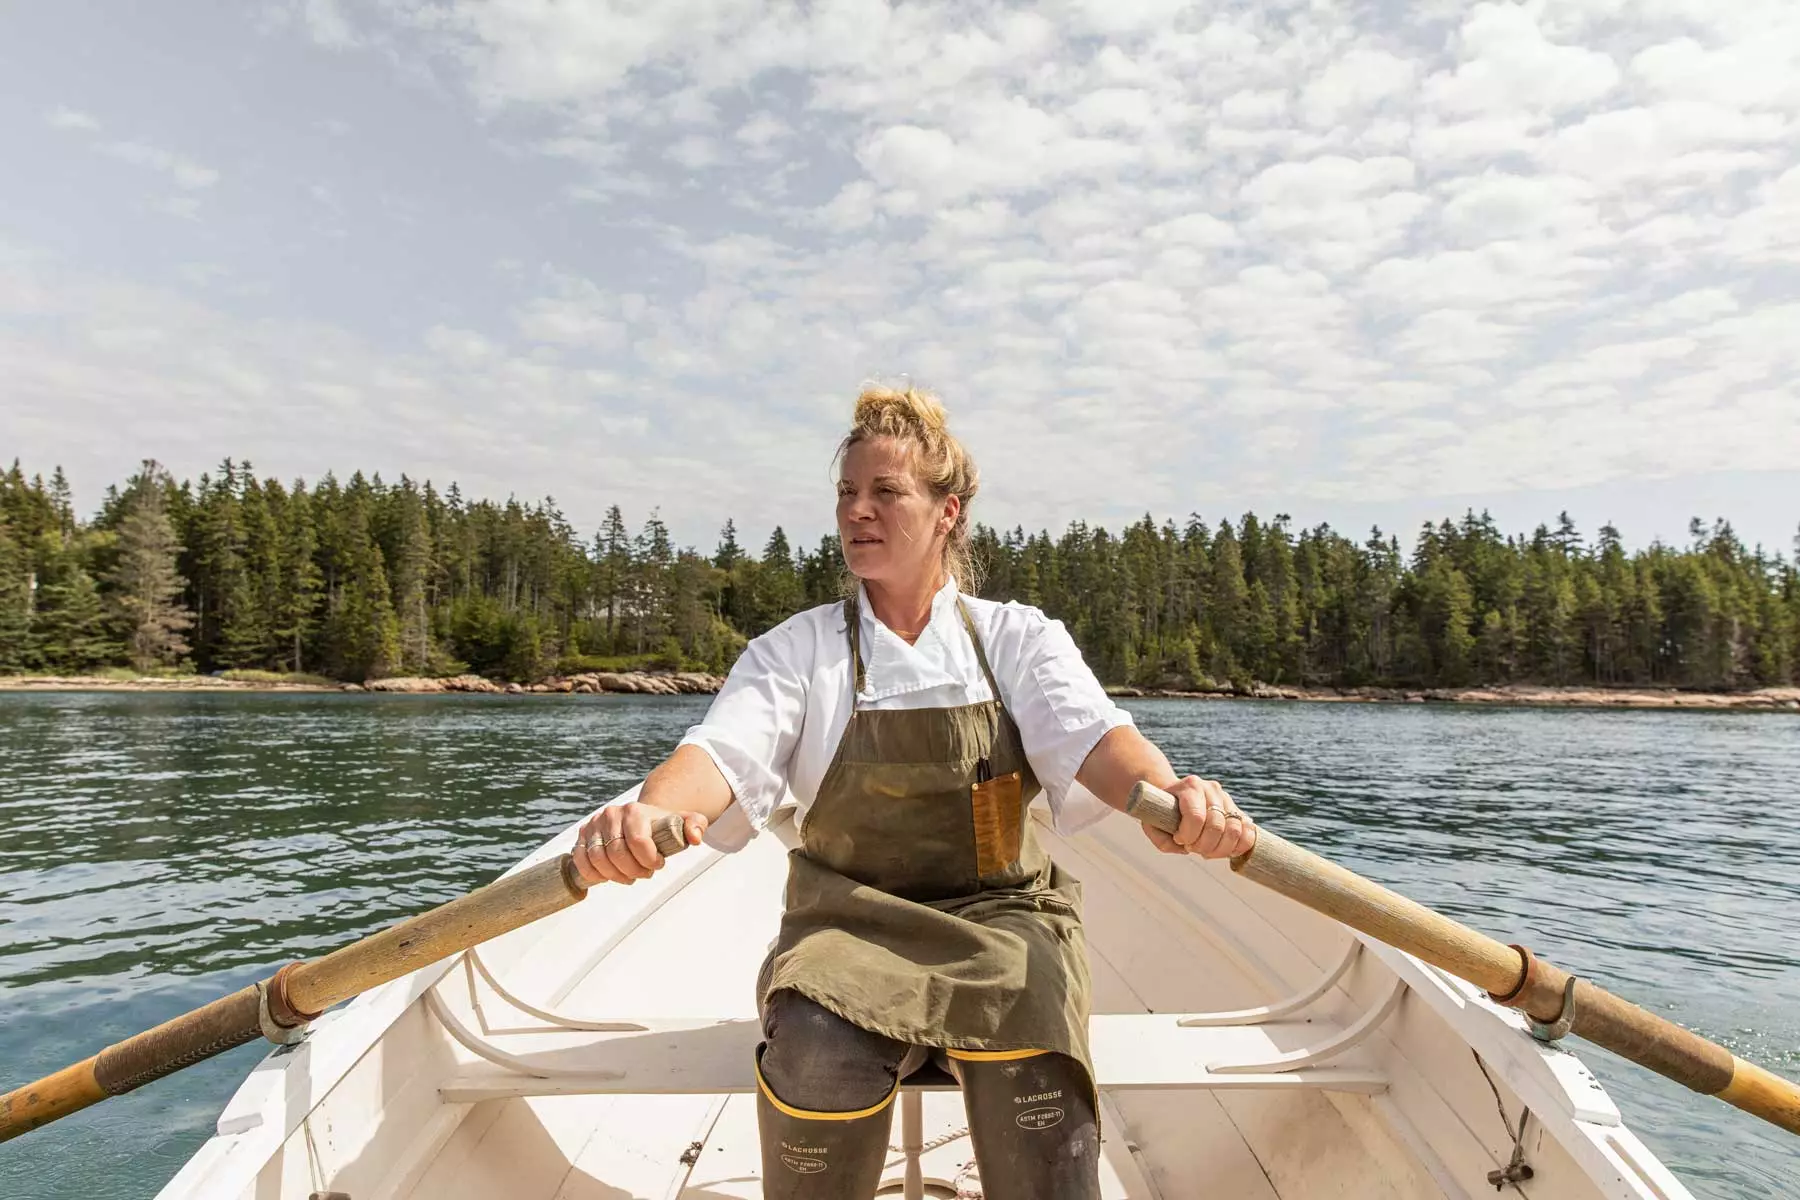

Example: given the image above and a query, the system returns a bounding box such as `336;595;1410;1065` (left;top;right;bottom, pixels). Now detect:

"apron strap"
956;598;1004;702
843;596;866;698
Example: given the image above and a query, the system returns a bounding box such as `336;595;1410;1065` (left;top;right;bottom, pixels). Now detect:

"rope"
890;1125;970;1154
1472;1051;1536;1192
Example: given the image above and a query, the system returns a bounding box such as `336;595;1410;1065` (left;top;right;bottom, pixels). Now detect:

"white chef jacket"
678;577;1135;852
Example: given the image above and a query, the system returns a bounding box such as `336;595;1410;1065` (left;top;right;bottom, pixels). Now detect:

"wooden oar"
1125;781;1800;1137
0;817;691;1143
9;792;1797;1146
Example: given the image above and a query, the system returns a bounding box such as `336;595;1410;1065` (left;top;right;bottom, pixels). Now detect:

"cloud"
45;107;101;133
735;112;792;151
299;0;360;48
1299;48;1418;129
1438;172;1600;243
1393;308;1520;365
1423;3;1620;118
41;109;220;215
8;0;1798;551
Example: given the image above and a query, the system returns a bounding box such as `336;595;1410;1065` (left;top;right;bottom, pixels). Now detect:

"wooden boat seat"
431;942;1396;1103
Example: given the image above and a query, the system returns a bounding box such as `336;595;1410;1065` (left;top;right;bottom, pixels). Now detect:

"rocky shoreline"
0;670;726;696
4;673;1796;711
350;671;725;696
1105;681;1800;711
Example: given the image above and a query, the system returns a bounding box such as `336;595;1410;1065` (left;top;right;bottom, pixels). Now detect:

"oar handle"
647;815;693;861
0;810;696;1143
1123;780;1184;837
1124;781;1800;1138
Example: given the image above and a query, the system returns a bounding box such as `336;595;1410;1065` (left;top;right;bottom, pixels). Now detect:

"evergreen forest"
2;459;1797;692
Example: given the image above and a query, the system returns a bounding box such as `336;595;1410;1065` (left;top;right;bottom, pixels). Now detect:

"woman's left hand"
1143;775;1257;859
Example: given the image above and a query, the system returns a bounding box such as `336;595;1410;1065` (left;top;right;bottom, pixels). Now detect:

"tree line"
2;459;1796;691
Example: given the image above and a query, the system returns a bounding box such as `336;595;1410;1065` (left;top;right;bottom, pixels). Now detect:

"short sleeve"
677;616;811;851
1000;608;1135;835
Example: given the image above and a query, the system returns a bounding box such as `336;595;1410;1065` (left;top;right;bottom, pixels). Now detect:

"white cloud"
1541;102;1789;184
666;134;722;171
1626;287;1740;329
735;112;792;150
1241;155;1417;206
300;0;360;49
1067;87;1156;132
1393;308;1520;364
1631;35;1800;110
1439;172;1600;243
45;107;100;133
1144;212;1240;249
9;0;1800;548
1411;116;1536;164
1423;3;1620;117
1299;48;1417;128
1218;90;1289;127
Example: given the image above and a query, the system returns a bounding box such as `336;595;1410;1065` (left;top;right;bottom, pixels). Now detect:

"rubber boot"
756;1047;897;1198
950;1051;1101;1200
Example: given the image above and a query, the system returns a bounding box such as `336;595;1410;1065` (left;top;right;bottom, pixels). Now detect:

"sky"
2;0;1797;558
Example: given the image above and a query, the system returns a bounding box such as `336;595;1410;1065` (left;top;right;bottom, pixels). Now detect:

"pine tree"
596;505;631;651
1419;559;1476;685
0;519;31;671
275;482;324;673
31;550;116;671
715;519;743;571
184;459;250;671
754;526;802;635
631;510;675;653
49;466;75;541
110;463;194;671
1207;522;1247;680
391;479;434;672
324;507;401;681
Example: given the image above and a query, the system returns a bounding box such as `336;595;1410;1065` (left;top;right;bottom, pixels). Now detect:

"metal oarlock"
1529;975;1580;1045
256;979;311;1046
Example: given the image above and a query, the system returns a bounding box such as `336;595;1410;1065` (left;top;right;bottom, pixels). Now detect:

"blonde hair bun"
853;385;950;436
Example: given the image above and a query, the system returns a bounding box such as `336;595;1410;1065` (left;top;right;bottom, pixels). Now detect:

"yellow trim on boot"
945;1047;1051;1062
753;1054;899;1121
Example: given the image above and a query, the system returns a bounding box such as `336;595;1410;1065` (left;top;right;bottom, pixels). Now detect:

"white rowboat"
158;791;1694;1199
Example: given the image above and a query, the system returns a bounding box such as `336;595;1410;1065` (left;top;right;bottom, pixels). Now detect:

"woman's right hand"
572;801;709;886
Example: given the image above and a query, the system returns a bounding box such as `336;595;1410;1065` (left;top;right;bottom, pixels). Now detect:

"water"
0;693;1796;1198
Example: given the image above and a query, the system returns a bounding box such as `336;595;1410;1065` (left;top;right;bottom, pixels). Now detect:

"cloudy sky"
3;0;1797;556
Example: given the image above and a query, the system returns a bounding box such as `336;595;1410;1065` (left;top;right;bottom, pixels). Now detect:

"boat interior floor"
390;810;1449;1200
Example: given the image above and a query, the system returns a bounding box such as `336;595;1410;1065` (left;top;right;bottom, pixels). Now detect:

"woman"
573;386;1256;1200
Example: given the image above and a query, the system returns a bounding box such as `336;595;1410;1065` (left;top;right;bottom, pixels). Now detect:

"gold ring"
586;835;610;852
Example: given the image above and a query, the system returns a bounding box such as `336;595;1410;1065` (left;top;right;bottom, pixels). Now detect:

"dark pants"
759;990;1100;1199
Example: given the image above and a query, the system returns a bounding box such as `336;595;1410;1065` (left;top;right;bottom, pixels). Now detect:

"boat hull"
159;791;1693;1200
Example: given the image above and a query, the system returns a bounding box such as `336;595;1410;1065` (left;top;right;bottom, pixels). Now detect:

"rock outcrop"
354;670;726;696
361;674;505;694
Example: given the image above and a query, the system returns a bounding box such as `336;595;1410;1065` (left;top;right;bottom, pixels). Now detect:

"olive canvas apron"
760;596;1094;1078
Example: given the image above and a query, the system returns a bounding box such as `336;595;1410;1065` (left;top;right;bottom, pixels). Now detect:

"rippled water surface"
1;692;1796;1198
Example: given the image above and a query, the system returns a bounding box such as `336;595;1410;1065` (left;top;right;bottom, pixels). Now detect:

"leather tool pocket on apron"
971;768;1024;878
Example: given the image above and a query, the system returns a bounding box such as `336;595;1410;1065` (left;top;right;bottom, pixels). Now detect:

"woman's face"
836;436;959;590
